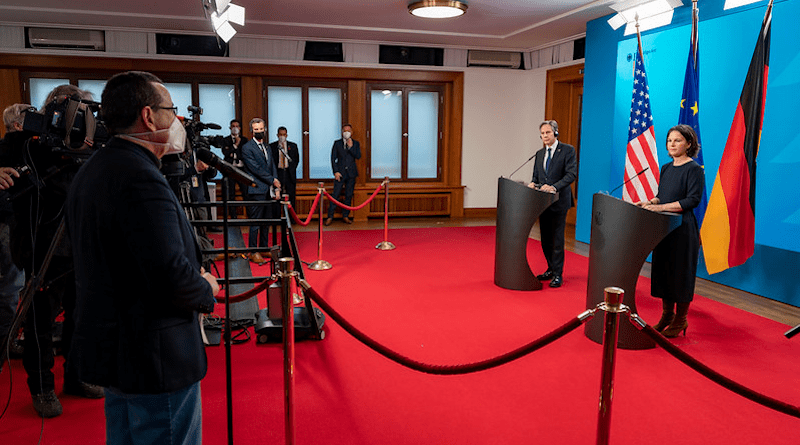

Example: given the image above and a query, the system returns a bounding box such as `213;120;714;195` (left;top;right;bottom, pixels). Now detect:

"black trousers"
247;194;276;248
23;256;79;395
538;208;568;276
327;176;356;219
276;169;297;209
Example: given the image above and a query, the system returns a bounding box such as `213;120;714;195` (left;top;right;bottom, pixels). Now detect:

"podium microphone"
196;147;256;188
508;154;536;179
609;167;649;196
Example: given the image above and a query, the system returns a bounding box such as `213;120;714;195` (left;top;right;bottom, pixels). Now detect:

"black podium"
584;193;682;349
494;177;558;291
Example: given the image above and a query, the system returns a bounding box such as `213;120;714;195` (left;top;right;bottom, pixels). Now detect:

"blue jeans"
105;381;202;445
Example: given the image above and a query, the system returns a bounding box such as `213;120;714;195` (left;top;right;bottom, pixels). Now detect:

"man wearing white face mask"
326;123;361;225
220;119;249;218
268;126;299;209
66;71;219;445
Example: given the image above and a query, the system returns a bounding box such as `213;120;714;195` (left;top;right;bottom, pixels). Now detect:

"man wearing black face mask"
241;118;280;265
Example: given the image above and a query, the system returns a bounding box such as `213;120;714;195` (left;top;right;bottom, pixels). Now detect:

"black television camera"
22;95;108;155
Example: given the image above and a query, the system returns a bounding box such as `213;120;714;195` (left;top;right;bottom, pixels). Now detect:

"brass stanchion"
376;177;395;250
278;257;297;445
596;286;626;445
308;182;332;270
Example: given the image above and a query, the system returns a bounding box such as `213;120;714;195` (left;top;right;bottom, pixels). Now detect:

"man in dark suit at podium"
528;120;577;288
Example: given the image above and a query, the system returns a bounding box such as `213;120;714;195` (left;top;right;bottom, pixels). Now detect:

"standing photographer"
0;104;27;371
66;71;218;444
3;86;104;418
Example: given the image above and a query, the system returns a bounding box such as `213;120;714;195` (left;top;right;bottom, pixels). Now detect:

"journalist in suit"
528;120;577;288
65;71;219;443
241;118;280;263
269;126;299;209
326;123;361;225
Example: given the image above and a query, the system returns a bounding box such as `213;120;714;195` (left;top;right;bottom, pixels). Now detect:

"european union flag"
678;10;708;227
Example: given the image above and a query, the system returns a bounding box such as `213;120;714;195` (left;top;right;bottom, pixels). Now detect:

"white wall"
461;67;546;209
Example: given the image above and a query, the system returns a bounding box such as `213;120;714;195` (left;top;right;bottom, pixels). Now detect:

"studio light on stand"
203;0;246;43
607;0;683;35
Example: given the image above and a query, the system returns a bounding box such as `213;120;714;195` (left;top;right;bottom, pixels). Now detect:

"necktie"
545;147;552;172
279;143;287;169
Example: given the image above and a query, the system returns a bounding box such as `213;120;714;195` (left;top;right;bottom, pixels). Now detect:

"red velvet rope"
302;283;587;375
323;182;384;212
639;324;800;419
287;193;321;227
221;276;277;304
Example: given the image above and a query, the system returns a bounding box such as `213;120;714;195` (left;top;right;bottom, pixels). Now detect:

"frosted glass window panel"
407;91;439;179
198;84;235;138
268;86;303;179
30;78;69;109
77;79;106;103
370;90;402;178
163;83;192;119
199;85;236;178
308;88;342;179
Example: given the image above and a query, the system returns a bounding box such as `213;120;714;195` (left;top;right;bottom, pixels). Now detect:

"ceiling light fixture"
203;0;246;43
408;0;468;19
607;0;683;35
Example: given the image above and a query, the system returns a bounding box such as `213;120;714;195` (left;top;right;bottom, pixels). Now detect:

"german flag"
700;2;772;274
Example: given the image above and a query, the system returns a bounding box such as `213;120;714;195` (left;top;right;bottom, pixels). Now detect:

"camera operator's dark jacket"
65;136;215;394
0;131;78;271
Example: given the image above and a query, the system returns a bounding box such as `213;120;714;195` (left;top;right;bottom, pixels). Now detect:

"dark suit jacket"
65;137;215;394
241;138;278;197
331;138;361;180
221;135;248;165
532;141;577;213
269;140;299;185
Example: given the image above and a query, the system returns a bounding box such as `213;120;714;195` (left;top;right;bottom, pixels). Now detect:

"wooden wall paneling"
545;64;584;225
240;76;263;137
0;68;22;138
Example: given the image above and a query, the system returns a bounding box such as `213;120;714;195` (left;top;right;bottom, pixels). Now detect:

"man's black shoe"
64;381;105;399
536;271;554;281
549;275;563;288
32;391;63;418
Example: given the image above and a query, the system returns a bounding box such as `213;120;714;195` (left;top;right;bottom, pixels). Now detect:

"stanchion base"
308;260;332;270
375;241;396;250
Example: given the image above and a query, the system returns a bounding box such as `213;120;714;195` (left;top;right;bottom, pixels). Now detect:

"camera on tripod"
184;105;225;151
21;95;108;154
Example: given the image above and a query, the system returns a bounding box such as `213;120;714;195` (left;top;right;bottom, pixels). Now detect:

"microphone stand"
507;154;536;179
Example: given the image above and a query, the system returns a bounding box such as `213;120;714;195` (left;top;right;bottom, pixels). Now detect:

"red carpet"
2;226;799;444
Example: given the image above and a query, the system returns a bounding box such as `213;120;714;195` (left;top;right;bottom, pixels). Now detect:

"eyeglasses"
151;105;178;116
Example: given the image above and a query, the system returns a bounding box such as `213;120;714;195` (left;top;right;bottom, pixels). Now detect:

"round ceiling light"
408;1;468;19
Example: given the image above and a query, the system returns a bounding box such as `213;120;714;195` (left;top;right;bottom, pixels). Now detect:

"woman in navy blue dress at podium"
637;124;705;338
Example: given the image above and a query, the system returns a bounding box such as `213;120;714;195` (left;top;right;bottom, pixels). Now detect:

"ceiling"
0;0;620;52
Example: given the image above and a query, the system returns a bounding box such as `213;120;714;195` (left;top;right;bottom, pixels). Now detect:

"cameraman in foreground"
66;71;218;444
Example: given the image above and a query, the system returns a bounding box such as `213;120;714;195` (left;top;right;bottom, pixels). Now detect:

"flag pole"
692;0;698;64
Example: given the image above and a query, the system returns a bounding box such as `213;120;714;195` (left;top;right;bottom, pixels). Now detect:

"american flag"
622;39;660;203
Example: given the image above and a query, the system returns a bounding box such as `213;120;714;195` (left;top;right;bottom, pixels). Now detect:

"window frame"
263;78;348;181
366;82;444;182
